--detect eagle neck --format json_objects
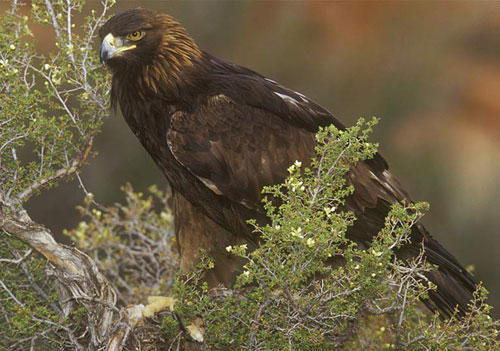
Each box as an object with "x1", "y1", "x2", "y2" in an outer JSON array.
[{"x1": 111, "y1": 60, "x2": 209, "y2": 112}]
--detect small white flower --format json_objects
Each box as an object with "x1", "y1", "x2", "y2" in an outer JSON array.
[
  {"x1": 294, "y1": 160, "x2": 302, "y2": 167},
  {"x1": 51, "y1": 76, "x2": 61, "y2": 85},
  {"x1": 242, "y1": 271, "x2": 250, "y2": 276},
  {"x1": 291, "y1": 227, "x2": 303, "y2": 238},
  {"x1": 324, "y1": 206, "x2": 336, "y2": 215},
  {"x1": 78, "y1": 221, "x2": 89, "y2": 231},
  {"x1": 306, "y1": 238, "x2": 315, "y2": 247},
  {"x1": 225, "y1": 245, "x2": 232, "y2": 252},
  {"x1": 9, "y1": 44, "x2": 16, "y2": 50}
]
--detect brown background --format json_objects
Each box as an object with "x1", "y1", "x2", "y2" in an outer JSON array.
[{"x1": 4, "y1": 1, "x2": 500, "y2": 316}]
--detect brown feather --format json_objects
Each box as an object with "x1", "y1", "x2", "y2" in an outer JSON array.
[{"x1": 100, "y1": 8, "x2": 477, "y2": 318}]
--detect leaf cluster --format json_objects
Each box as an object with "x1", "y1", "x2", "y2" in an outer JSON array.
[
  {"x1": 0, "y1": 1, "x2": 111, "y2": 202},
  {"x1": 64, "y1": 184, "x2": 178, "y2": 306},
  {"x1": 0, "y1": 235, "x2": 77, "y2": 350}
]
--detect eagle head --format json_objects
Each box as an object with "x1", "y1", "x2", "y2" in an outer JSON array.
[{"x1": 99, "y1": 8, "x2": 201, "y2": 97}]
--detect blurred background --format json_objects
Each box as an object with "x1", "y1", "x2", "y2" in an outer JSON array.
[{"x1": 4, "y1": 1, "x2": 500, "y2": 316}]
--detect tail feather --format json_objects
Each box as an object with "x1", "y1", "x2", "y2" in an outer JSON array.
[
  {"x1": 410, "y1": 224, "x2": 477, "y2": 318},
  {"x1": 424, "y1": 268, "x2": 475, "y2": 318}
]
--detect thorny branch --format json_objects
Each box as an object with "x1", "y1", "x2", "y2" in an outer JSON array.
[{"x1": 15, "y1": 138, "x2": 93, "y2": 202}]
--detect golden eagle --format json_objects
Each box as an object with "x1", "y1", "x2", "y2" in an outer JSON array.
[{"x1": 99, "y1": 8, "x2": 476, "y2": 317}]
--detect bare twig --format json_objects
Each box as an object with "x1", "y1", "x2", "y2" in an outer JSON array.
[{"x1": 15, "y1": 138, "x2": 93, "y2": 202}]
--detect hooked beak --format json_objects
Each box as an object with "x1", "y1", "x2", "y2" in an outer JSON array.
[{"x1": 100, "y1": 33, "x2": 136, "y2": 65}]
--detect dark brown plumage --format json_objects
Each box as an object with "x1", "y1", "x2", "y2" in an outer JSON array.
[{"x1": 99, "y1": 8, "x2": 477, "y2": 317}]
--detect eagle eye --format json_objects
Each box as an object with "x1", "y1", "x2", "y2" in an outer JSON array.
[{"x1": 127, "y1": 31, "x2": 144, "y2": 41}]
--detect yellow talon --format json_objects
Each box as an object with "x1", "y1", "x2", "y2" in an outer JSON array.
[{"x1": 143, "y1": 296, "x2": 176, "y2": 318}]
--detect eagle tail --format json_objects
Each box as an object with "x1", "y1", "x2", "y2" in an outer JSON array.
[{"x1": 413, "y1": 225, "x2": 477, "y2": 318}]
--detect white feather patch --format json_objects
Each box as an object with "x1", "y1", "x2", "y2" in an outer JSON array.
[
  {"x1": 274, "y1": 92, "x2": 300, "y2": 106},
  {"x1": 196, "y1": 176, "x2": 223, "y2": 195}
]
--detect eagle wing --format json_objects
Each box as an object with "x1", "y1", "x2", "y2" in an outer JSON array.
[
  {"x1": 166, "y1": 87, "x2": 475, "y2": 317},
  {"x1": 167, "y1": 93, "x2": 318, "y2": 211},
  {"x1": 167, "y1": 86, "x2": 407, "y2": 219}
]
